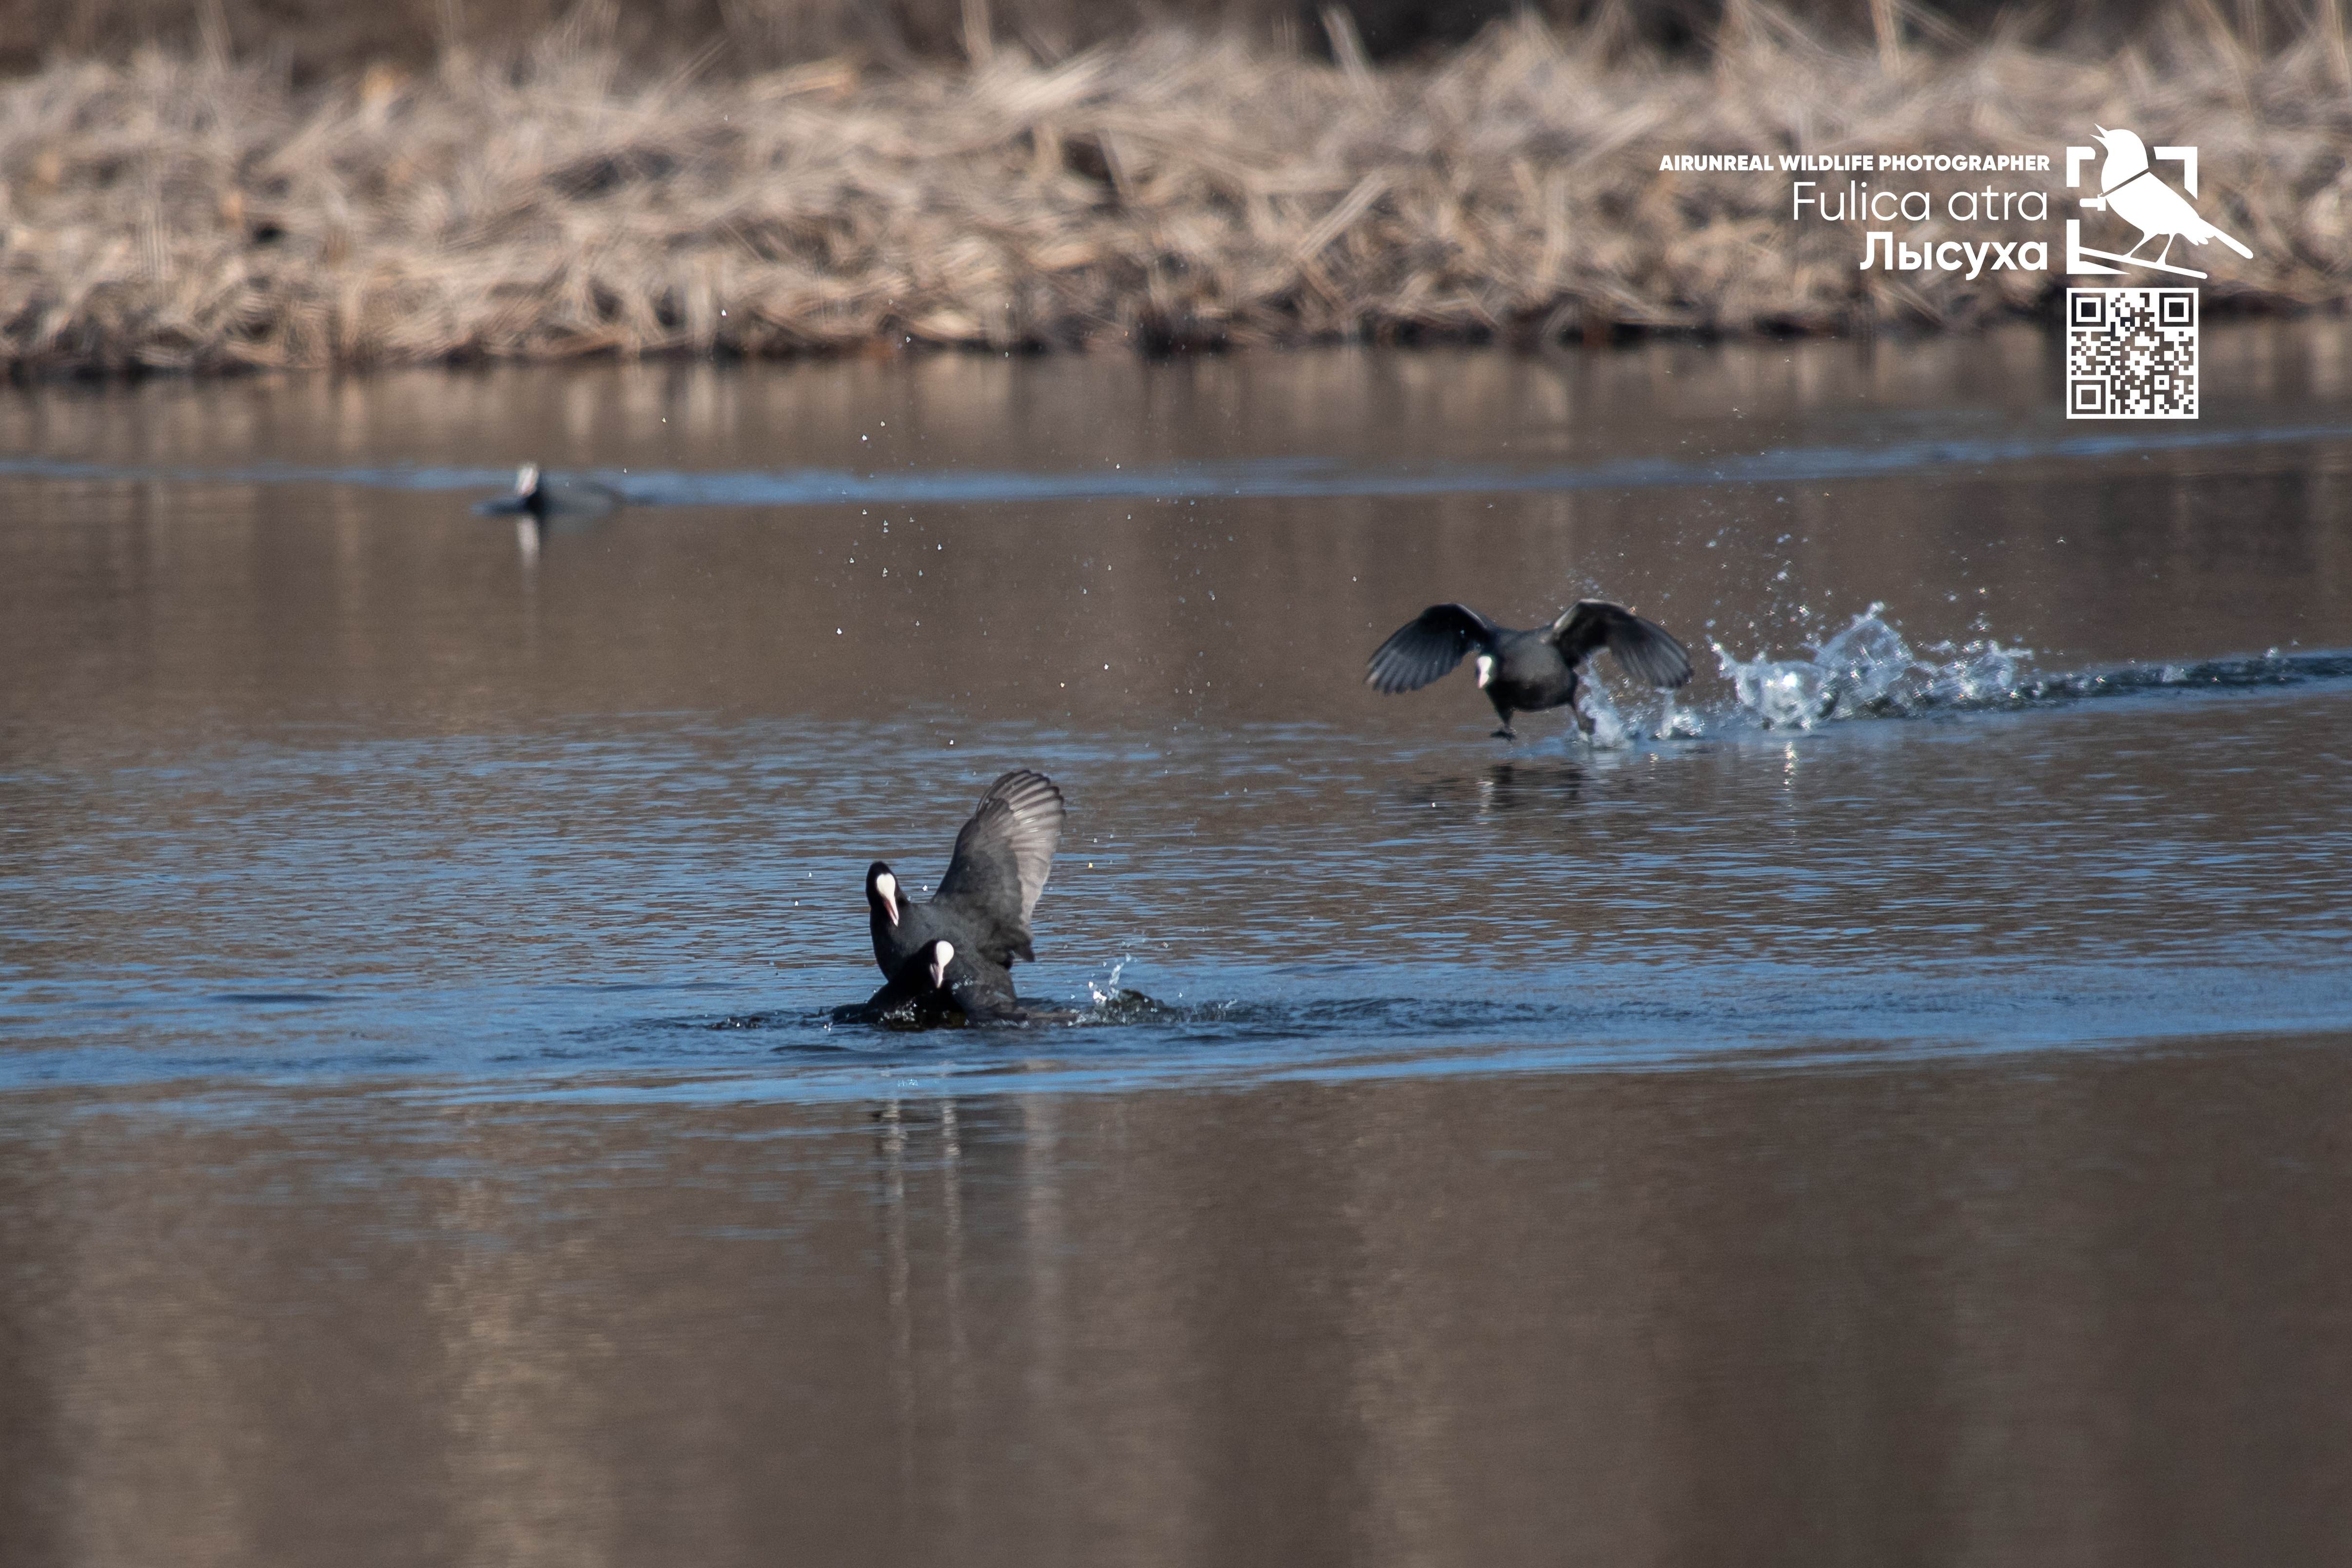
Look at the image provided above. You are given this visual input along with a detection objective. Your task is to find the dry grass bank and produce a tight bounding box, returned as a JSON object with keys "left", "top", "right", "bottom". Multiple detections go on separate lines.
{"left": 0, "top": 3, "right": 2346, "bottom": 372}
{"left": 0, "top": 1, "right": 2224, "bottom": 79}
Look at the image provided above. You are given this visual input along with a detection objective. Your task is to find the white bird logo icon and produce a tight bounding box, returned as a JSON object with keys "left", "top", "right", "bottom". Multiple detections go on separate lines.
{"left": 2083, "top": 126, "right": 2252, "bottom": 270}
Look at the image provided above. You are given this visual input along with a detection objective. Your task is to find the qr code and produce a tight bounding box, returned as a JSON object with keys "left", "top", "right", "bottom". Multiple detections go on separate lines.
{"left": 2067, "top": 288, "right": 2197, "bottom": 418}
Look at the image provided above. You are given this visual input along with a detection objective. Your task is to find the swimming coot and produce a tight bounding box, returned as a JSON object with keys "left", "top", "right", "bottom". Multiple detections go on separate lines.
{"left": 475, "top": 463, "right": 622, "bottom": 521}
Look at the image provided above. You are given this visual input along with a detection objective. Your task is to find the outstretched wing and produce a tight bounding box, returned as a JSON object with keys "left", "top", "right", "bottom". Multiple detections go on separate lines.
{"left": 1548, "top": 601, "right": 1693, "bottom": 689}
{"left": 933, "top": 769, "right": 1066, "bottom": 964}
{"left": 1366, "top": 604, "right": 1498, "bottom": 694}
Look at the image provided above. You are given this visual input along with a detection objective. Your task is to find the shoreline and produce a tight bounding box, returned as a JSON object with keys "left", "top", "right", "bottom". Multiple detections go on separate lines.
{"left": 0, "top": 9, "right": 2343, "bottom": 376}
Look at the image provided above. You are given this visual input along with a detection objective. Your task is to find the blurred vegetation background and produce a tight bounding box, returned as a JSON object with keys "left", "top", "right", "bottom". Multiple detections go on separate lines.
{"left": 0, "top": 0, "right": 2330, "bottom": 77}
{"left": 0, "top": 0, "right": 2338, "bottom": 370}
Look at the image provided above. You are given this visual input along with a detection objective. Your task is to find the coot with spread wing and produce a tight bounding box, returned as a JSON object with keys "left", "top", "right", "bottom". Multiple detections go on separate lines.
{"left": 1367, "top": 599, "right": 1693, "bottom": 740}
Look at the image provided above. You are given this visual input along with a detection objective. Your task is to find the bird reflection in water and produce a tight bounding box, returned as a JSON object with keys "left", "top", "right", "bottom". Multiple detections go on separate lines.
{"left": 1476, "top": 760, "right": 1587, "bottom": 816}
{"left": 1408, "top": 762, "right": 1588, "bottom": 818}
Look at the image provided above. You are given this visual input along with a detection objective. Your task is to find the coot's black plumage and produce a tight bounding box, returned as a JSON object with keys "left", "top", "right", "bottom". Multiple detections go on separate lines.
{"left": 862, "top": 770, "right": 1065, "bottom": 1023}
{"left": 475, "top": 463, "right": 622, "bottom": 521}
{"left": 843, "top": 938, "right": 1019, "bottom": 1026}
{"left": 1367, "top": 599, "right": 1693, "bottom": 740}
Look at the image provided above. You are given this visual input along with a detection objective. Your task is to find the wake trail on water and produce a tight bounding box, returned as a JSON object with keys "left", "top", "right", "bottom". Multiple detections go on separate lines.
{"left": 1701, "top": 606, "right": 2350, "bottom": 733}
{"left": 8, "top": 420, "right": 2352, "bottom": 507}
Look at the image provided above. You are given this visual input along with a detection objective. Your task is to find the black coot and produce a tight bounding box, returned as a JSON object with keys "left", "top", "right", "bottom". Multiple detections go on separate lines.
{"left": 840, "top": 938, "right": 1001, "bottom": 1026}
{"left": 861, "top": 770, "right": 1066, "bottom": 1023}
{"left": 1368, "top": 599, "right": 1693, "bottom": 740}
{"left": 475, "top": 463, "right": 622, "bottom": 522}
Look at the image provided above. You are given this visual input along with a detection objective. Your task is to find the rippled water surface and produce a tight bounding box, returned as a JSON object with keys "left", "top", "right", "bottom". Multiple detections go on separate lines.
{"left": 4, "top": 326, "right": 2351, "bottom": 1566}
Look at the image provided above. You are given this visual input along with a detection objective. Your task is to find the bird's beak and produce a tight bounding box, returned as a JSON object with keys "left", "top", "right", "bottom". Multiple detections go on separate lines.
{"left": 929, "top": 942, "right": 953, "bottom": 989}
{"left": 876, "top": 872, "right": 898, "bottom": 924}
{"left": 2094, "top": 126, "right": 2110, "bottom": 144}
{"left": 929, "top": 957, "right": 947, "bottom": 988}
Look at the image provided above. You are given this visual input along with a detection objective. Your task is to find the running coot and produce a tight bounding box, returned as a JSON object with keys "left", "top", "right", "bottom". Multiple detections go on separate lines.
{"left": 1368, "top": 599, "right": 1693, "bottom": 740}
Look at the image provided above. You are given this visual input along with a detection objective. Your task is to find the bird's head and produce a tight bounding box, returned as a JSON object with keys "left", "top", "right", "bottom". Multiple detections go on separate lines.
{"left": 925, "top": 940, "right": 955, "bottom": 992}
{"left": 2093, "top": 126, "right": 2148, "bottom": 166}
{"left": 865, "top": 862, "right": 902, "bottom": 926}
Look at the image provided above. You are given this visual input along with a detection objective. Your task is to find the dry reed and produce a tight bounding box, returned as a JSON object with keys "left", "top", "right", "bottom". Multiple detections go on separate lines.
{"left": 0, "top": 2, "right": 2345, "bottom": 373}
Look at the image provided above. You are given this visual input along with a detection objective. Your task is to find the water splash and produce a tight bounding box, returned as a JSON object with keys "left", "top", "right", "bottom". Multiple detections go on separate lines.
{"left": 1657, "top": 692, "right": 1705, "bottom": 739}
{"left": 1579, "top": 683, "right": 1631, "bottom": 749}
{"left": 1086, "top": 959, "right": 1130, "bottom": 1009}
{"left": 1078, "top": 988, "right": 1184, "bottom": 1025}
{"left": 1714, "top": 605, "right": 2030, "bottom": 729}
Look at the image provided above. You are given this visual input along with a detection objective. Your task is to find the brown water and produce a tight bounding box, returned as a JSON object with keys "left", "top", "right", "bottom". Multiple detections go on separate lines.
{"left": 3, "top": 326, "right": 2351, "bottom": 1564}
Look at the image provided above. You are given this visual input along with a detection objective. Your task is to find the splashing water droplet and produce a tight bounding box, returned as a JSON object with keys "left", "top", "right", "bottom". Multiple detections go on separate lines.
{"left": 1714, "top": 605, "right": 2031, "bottom": 729}
{"left": 1579, "top": 681, "right": 1631, "bottom": 749}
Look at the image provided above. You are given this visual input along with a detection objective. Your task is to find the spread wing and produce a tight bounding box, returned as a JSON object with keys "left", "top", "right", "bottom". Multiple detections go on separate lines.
{"left": 1366, "top": 604, "right": 1498, "bottom": 694}
{"left": 1548, "top": 601, "right": 1693, "bottom": 689}
{"left": 933, "top": 769, "right": 1065, "bottom": 964}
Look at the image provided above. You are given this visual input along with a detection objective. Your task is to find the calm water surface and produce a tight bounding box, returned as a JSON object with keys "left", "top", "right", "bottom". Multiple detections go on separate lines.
{"left": 2, "top": 326, "right": 2350, "bottom": 1565}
